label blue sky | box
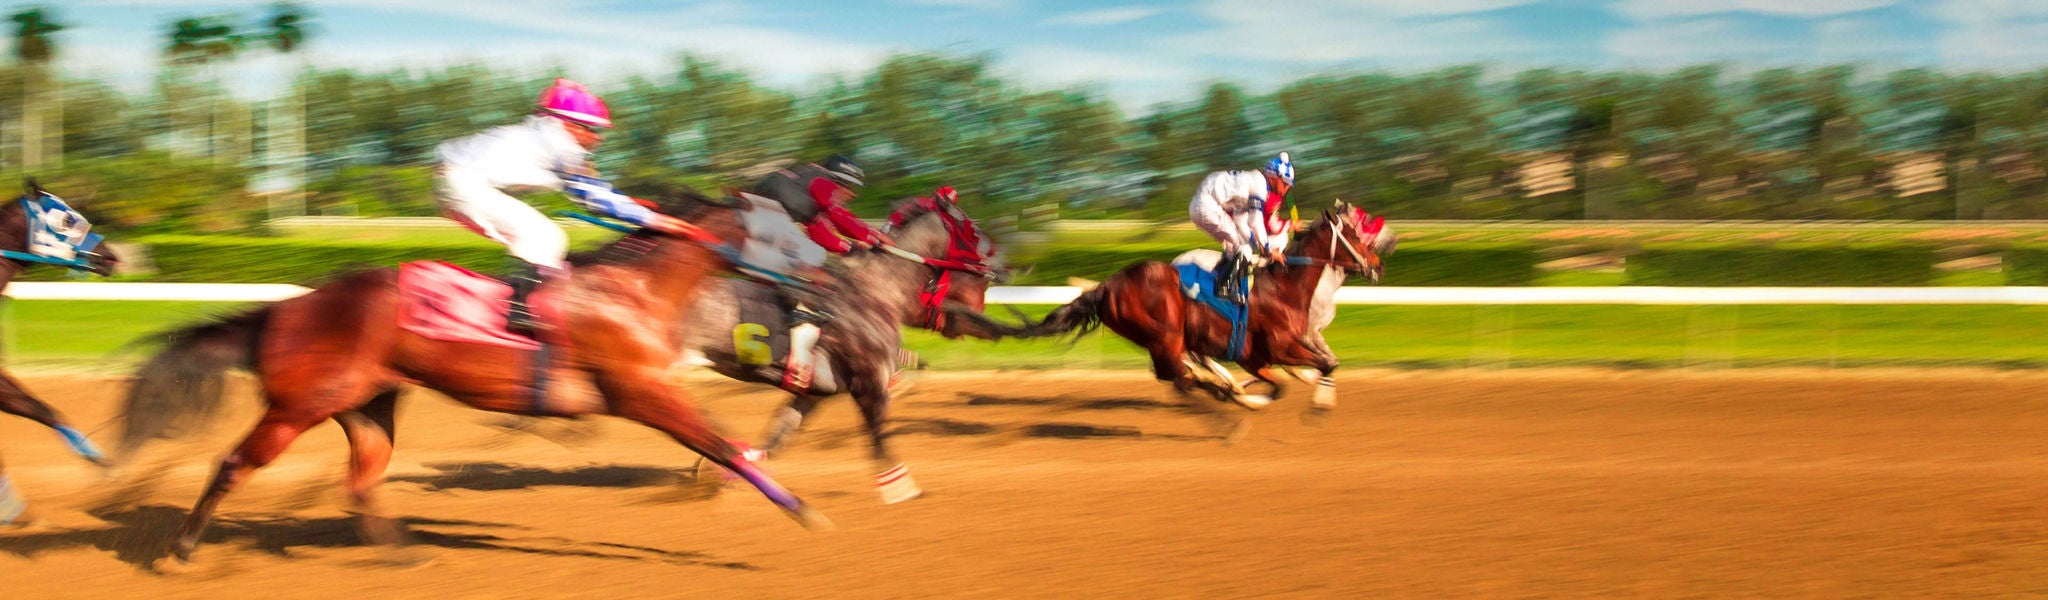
[49,1,2048,111]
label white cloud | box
[1610,0,1899,20]
[1602,17,1797,64]
[1043,7,1163,26]
[1927,0,2048,65]
[1161,0,1551,63]
[1005,46,1196,84]
[1811,17,1923,63]
[1337,0,1539,17]
[891,0,1018,10]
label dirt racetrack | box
[3,369,2047,598]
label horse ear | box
[23,178,39,197]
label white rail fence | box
[10,282,2048,305]
[7,283,2042,369]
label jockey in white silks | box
[1188,152,1294,301]
[434,78,697,337]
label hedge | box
[136,235,509,284]
[2006,245,2048,286]
[1009,242,1542,287]
[1625,242,1941,286]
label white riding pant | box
[435,167,569,270]
[1190,199,1268,261]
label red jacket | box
[801,176,884,254]
[887,196,993,264]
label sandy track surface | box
[3,369,2047,598]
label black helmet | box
[821,154,864,187]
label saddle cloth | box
[397,261,564,351]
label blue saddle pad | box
[1175,262,1249,361]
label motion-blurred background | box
[8,1,2048,369]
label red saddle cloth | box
[397,261,563,351]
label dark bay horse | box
[680,198,1004,504]
[112,189,829,566]
[1,180,119,525]
[982,204,1393,424]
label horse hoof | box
[789,505,836,532]
[367,548,437,570]
[1301,407,1331,427]
[1232,394,1272,411]
[1221,419,1253,447]
[154,553,197,576]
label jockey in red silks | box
[747,155,893,390]
[885,185,994,266]
[434,78,696,337]
[1189,152,1295,300]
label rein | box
[556,209,820,293]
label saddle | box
[397,261,569,413]
[1170,251,1251,362]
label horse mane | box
[566,183,741,268]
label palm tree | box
[260,2,311,217]
[11,7,63,170]
[163,15,244,162]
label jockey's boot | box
[505,259,547,338]
[782,306,831,391]
[1218,252,1253,303]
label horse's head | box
[0,179,120,277]
[1293,201,1395,283]
[889,198,1003,313]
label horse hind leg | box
[335,388,429,566]
[168,408,326,566]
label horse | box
[0,180,119,526]
[678,196,1006,504]
[109,188,829,567]
[971,203,1393,426]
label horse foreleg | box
[0,371,103,465]
[757,394,820,458]
[851,361,920,504]
[335,389,423,564]
[600,367,831,530]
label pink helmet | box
[536,78,612,128]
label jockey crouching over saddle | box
[433,78,698,337]
[740,155,890,391]
[1190,152,1296,302]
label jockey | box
[1189,152,1294,300]
[434,78,695,336]
[748,154,893,390]
[885,185,995,264]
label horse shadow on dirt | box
[391,461,693,492]
[0,504,757,571]
[961,392,1216,415]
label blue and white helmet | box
[1263,152,1294,186]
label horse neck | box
[845,215,948,319]
[580,213,739,319]
[1267,227,1341,307]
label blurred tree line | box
[4,14,2047,231]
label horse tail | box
[111,306,271,466]
[1026,285,1109,341]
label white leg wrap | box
[0,475,23,526]
[789,323,820,370]
[875,463,923,504]
[1311,376,1337,410]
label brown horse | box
[0,180,120,524]
[983,203,1392,423]
[112,189,828,567]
